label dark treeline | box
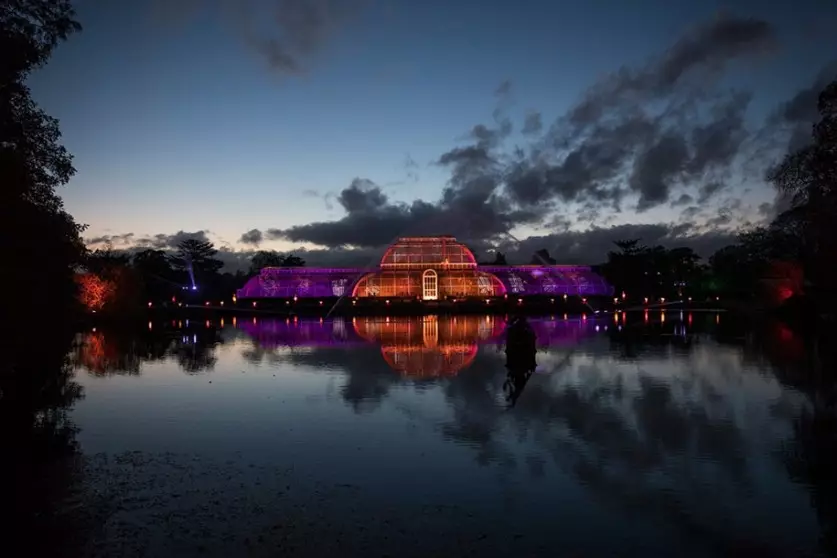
[79,243,308,315]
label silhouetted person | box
[504,316,537,406]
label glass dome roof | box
[379,236,477,269]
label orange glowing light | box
[661,311,666,323]
[232,316,237,326]
[148,321,152,330]
[660,297,665,303]
[76,273,116,312]
[614,312,619,323]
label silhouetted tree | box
[1,0,86,333]
[490,252,508,265]
[132,249,176,300]
[170,239,223,279]
[282,253,305,267]
[530,249,556,265]
[768,79,837,298]
[249,250,285,274]
[601,240,707,298]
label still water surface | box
[68,314,834,556]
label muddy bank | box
[69,452,551,558]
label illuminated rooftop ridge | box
[380,235,477,269]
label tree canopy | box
[248,250,306,275]
[768,80,837,293]
[170,239,224,276]
[1,0,86,331]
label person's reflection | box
[504,316,537,407]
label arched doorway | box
[422,269,438,300]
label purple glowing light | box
[236,265,613,299]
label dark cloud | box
[687,91,751,178]
[494,79,512,98]
[239,228,263,245]
[567,16,775,130]
[259,14,787,242]
[501,223,737,264]
[758,202,773,217]
[157,1,366,74]
[630,132,689,211]
[403,153,419,183]
[521,111,542,135]
[143,230,210,249]
[697,181,725,204]
[268,171,540,249]
[89,230,210,251]
[337,178,388,213]
[86,233,136,247]
[681,206,702,219]
[771,61,837,151]
[672,194,694,207]
[507,115,655,208]
[229,0,366,75]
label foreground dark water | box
[32,313,837,556]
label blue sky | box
[29,0,837,265]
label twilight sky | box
[30,0,837,270]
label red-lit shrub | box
[76,273,116,311]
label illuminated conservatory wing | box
[236,236,613,300]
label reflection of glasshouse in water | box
[237,236,613,299]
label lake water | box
[63,313,835,557]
